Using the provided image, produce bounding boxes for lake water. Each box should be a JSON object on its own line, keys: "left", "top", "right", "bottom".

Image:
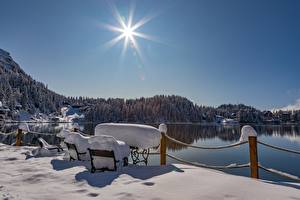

{"left": 1, "top": 123, "right": 300, "bottom": 182}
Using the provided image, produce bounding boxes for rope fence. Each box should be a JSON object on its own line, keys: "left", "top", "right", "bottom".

{"left": 257, "top": 141, "right": 300, "bottom": 155}
{"left": 5, "top": 127, "right": 300, "bottom": 182}
{"left": 259, "top": 165, "right": 300, "bottom": 182}
{"left": 165, "top": 133, "right": 248, "bottom": 149}
{"left": 0, "top": 131, "right": 17, "bottom": 136}
{"left": 167, "top": 153, "right": 249, "bottom": 169}
{"left": 160, "top": 132, "right": 300, "bottom": 182}
{"left": 27, "top": 131, "right": 57, "bottom": 136}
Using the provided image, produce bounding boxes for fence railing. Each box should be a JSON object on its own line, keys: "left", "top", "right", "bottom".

{"left": 11, "top": 128, "right": 300, "bottom": 182}
{"left": 159, "top": 132, "right": 300, "bottom": 182}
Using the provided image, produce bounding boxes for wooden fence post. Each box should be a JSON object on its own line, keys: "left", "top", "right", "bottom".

{"left": 248, "top": 136, "right": 259, "bottom": 179}
{"left": 16, "top": 129, "right": 22, "bottom": 146}
{"left": 160, "top": 132, "right": 167, "bottom": 165}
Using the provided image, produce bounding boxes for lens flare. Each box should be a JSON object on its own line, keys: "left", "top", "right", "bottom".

{"left": 102, "top": 2, "right": 158, "bottom": 60}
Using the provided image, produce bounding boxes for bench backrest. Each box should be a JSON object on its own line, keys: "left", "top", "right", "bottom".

{"left": 88, "top": 148, "right": 117, "bottom": 172}
{"left": 64, "top": 142, "right": 80, "bottom": 160}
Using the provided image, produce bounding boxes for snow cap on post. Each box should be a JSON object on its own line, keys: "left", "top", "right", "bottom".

{"left": 72, "top": 123, "right": 80, "bottom": 131}
{"left": 18, "top": 123, "right": 30, "bottom": 132}
{"left": 240, "top": 125, "right": 257, "bottom": 142}
{"left": 159, "top": 123, "right": 167, "bottom": 133}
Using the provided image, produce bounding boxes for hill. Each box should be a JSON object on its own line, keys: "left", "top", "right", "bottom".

{"left": 1, "top": 48, "right": 299, "bottom": 123}
{"left": 0, "top": 49, "right": 66, "bottom": 117}
{"left": 0, "top": 49, "right": 205, "bottom": 122}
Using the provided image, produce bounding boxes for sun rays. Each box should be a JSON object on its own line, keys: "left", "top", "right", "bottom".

{"left": 102, "top": 2, "right": 158, "bottom": 61}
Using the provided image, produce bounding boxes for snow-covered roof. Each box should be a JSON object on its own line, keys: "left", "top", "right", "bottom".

{"left": 95, "top": 123, "right": 161, "bottom": 149}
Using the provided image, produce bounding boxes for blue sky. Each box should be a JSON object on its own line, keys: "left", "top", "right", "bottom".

{"left": 0, "top": 0, "right": 299, "bottom": 110}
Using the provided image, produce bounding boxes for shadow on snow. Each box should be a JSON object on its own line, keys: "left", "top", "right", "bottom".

{"left": 51, "top": 159, "right": 184, "bottom": 188}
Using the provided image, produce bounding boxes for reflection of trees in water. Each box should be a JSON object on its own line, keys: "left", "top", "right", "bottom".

{"left": 166, "top": 125, "right": 241, "bottom": 151}
{"left": 0, "top": 132, "right": 61, "bottom": 146}
{"left": 255, "top": 125, "right": 300, "bottom": 137}
{"left": 166, "top": 124, "right": 300, "bottom": 151}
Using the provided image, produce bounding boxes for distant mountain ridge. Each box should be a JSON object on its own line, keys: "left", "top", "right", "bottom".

{"left": 0, "top": 48, "right": 299, "bottom": 123}
{"left": 0, "top": 49, "right": 66, "bottom": 115}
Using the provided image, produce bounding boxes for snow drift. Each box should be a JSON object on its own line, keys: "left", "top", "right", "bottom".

{"left": 94, "top": 123, "right": 162, "bottom": 149}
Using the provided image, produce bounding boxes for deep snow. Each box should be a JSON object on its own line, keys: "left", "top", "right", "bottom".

{"left": 95, "top": 123, "right": 161, "bottom": 149}
{"left": 0, "top": 143, "right": 299, "bottom": 200}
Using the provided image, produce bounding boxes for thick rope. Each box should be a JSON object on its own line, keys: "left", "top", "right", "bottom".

{"left": 167, "top": 153, "right": 249, "bottom": 169}
{"left": 76, "top": 131, "right": 91, "bottom": 137}
{"left": 258, "top": 141, "right": 300, "bottom": 155}
{"left": 28, "top": 130, "right": 89, "bottom": 137}
{"left": 0, "top": 132, "right": 17, "bottom": 136}
{"left": 259, "top": 165, "right": 300, "bottom": 182}
{"left": 165, "top": 133, "right": 248, "bottom": 149}
{"left": 27, "top": 131, "right": 56, "bottom": 136}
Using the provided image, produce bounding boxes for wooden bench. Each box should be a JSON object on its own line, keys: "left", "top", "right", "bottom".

{"left": 64, "top": 142, "right": 87, "bottom": 161}
{"left": 88, "top": 148, "right": 128, "bottom": 173}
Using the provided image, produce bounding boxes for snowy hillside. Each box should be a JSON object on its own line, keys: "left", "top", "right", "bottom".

{"left": 0, "top": 49, "right": 15, "bottom": 70}
{"left": 0, "top": 48, "right": 66, "bottom": 116}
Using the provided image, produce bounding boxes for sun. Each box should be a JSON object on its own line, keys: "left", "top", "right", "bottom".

{"left": 122, "top": 26, "right": 134, "bottom": 39}
{"left": 102, "top": 2, "right": 158, "bottom": 60}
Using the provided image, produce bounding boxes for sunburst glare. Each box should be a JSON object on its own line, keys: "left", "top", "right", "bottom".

{"left": 102, "top": 2, "right": 158, "bottom": 61}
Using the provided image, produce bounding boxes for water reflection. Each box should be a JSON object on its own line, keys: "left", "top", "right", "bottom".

{"left": 166, "top": 124, "right": 300, "bottom": 151}
{"left": 1, "top": 123, "right": 300, "bottom": 149}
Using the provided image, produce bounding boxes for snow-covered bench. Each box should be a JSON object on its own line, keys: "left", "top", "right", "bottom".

{"left": 62, "top": 131, "right": 130, "bottom": 171}
{"left": 94, "top": 123, "right": 164, "bottom": 165}
{"left": 88, "top": 135, "right": 130, "bottom": 172}
{"left": 64, "top": 132, "right": 90, "bottom": 161}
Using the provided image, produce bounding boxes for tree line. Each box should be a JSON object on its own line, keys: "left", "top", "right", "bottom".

{"left": 1, "top": 48, "right": 300, "bottom": 124}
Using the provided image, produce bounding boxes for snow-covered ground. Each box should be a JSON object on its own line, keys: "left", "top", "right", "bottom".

{"left": 0, "top": 143, "right": 299, "bottom": 200}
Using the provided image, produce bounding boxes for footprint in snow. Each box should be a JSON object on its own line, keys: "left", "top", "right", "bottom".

{"left": 87, "top": 193, "right": 99, "bottom": 197}
{"left": 142, "top": 182, "right": 155, "bottom": 186}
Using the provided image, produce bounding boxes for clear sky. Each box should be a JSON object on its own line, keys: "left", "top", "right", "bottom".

{"left": 0, "top": 0, "right": 299, "bottom": 110}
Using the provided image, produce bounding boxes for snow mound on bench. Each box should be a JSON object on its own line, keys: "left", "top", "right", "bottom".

{"left": 88, "top": 135, "right": 130, "bottom": 160}
{"left": 63, "top": 132, "right": 130, "bottom": 162}
{"left": 64, "top": 132, "right": 90, "bottom": 160}
{"left": 95, "top": 123, "right": 161, "bottom": 149}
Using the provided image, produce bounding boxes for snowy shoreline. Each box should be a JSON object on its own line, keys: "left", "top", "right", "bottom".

{"left": 0, "top": 143, "right": 299, "bottom": 200}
